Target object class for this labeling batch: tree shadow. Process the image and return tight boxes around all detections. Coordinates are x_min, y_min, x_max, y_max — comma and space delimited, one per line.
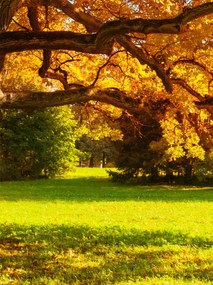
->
0, 224, 212, 284
0, 177, 213, 202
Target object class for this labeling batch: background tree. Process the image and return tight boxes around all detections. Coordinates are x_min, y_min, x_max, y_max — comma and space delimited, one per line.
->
0, 106, 78, 180
109, 98, 169, 182
73, 103, 122, 168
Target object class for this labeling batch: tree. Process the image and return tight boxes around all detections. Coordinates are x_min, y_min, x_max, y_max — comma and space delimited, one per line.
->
0, 1, 212, 182
109, 98, 169, 182
0, 106, 78, 180
73, 103, 122, 167
110, 98, 213, 183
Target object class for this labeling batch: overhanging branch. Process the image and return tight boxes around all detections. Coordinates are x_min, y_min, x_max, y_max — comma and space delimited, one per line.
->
0, 87, 144, 115
0, 31, 112, 55
95, 3, 213, 50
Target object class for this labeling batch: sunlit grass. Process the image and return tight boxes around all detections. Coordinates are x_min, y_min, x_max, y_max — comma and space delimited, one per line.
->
0, 168, 212, 284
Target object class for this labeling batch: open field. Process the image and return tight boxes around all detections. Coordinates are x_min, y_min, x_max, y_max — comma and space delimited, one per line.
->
0, 168, 213, 284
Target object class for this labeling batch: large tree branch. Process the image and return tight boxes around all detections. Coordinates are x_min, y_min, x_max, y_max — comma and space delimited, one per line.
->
0, 83, 212, 119
1, 84, 212, 111
178, 3, 213, 25
27, 7, 41, 32
0, 31, 112, 55
95, 3, 213, 50
0, 87, 144, 115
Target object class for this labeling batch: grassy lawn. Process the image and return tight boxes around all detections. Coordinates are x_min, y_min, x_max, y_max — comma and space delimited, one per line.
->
0, 168, 212, 285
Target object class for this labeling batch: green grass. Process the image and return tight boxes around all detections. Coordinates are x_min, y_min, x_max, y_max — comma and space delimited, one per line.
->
0, 168, 212, 284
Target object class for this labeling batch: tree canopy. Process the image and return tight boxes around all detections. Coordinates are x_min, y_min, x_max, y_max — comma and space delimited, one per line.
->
0, 0, 212, 116
0, 0, 212, 182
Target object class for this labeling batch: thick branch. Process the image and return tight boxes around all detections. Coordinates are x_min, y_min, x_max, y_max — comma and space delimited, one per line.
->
95, 3, 213, 49
0, 0, 102, 32
195, 96, 213, 108
27, 7, 41, 32
39, 50, 51, 77
178, 3, 213, 25
1, 83, 212, 119
0, 31, 173, 92
0, 87, 144, 115
0, 31, 112, 55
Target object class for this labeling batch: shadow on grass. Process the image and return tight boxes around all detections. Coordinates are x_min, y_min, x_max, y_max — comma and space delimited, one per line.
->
0, 224, 212, 284
0, 177, 213, 202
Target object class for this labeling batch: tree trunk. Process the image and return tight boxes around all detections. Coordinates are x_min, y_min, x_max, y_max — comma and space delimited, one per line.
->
150, 167, 158, 181
184, 163, 193, 179
89, 155, 94, 168
102, 152, 106, 168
